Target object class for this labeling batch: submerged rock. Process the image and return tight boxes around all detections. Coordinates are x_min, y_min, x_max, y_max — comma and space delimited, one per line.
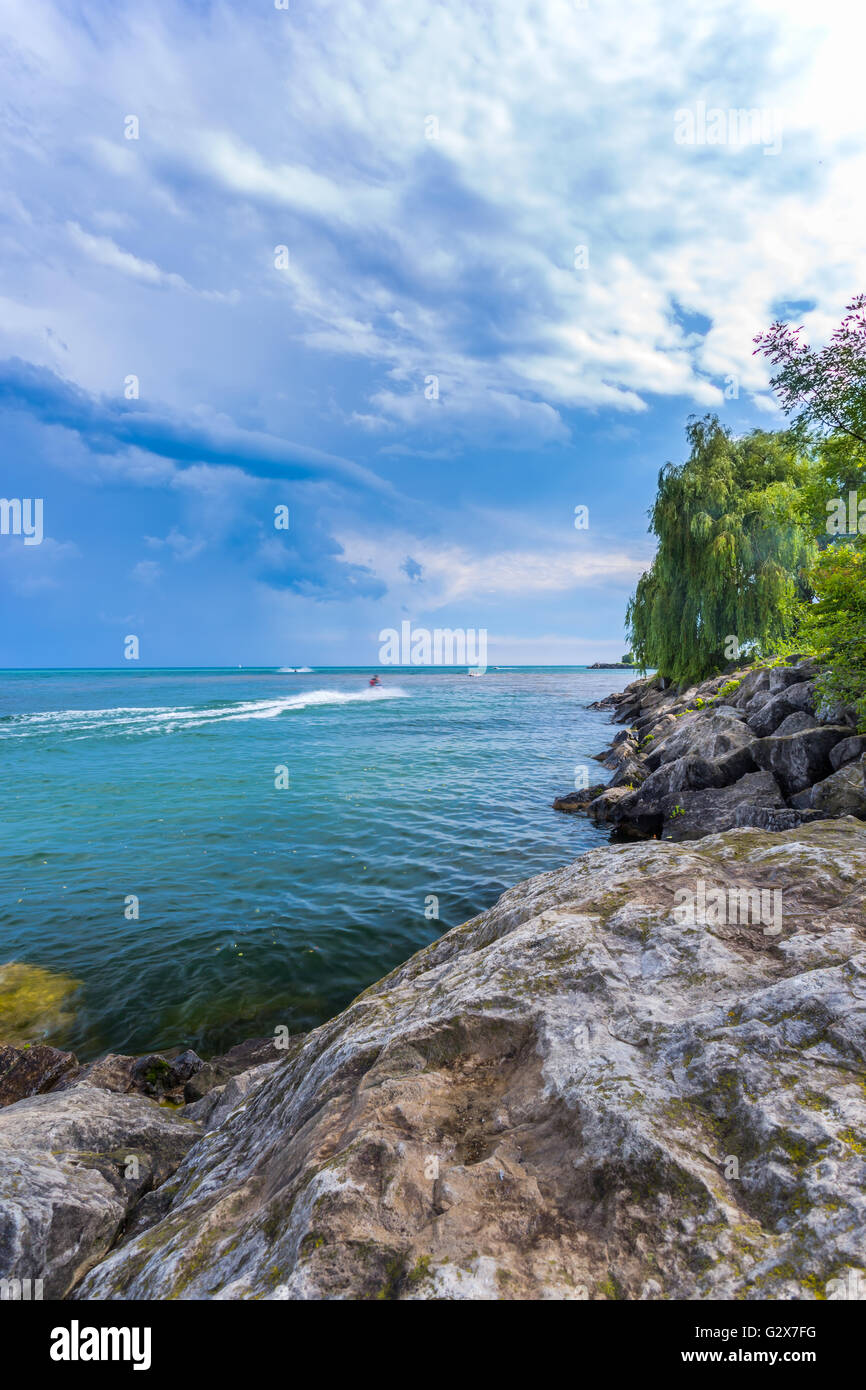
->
0, 963, 81, 1047
73, 818, 866, 1302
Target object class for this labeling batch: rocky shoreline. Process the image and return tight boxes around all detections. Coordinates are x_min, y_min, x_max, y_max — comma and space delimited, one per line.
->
1, 662, 865, 1300
554, 656, 866, 839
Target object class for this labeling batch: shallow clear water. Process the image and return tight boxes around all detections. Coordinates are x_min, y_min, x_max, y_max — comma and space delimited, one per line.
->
0, 667, 631, 1058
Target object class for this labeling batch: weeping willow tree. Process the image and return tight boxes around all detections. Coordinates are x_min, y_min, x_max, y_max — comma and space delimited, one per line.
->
625, 416, 816, 685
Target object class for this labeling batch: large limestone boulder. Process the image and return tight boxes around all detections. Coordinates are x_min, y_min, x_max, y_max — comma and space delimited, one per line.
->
800, 759, 866, 819
0, 1085, 200, 1298
768, 664, 815, 693
752, 726, 852, 797
729, 669, 771, 710
774, 711, 821, 737
596, 737, 639, 772
830, 736, 866, 772
746, 683, 817, 738
658, 770, 786, 841
76, 820, 866, 1302
646, 709, 753, 771
640, 746, 757, 801
609, 761, 648, 789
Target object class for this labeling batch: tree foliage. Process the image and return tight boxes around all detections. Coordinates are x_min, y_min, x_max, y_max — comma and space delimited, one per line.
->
753, 294, 866, 447
626, 416, 816, 685
754, 297, 866, 547
800, 544, 866, 731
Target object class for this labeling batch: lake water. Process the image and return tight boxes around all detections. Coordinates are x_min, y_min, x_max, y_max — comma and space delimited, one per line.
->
0, 666, 632, 1058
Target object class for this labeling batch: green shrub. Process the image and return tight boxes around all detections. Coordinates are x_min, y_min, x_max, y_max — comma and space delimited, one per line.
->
801, 544, 866, 730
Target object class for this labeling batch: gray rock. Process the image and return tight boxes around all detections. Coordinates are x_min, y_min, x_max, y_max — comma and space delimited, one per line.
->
597, 739, 638, 771
585, 784, 639, 822
805, 760, 866, 818
743, 687, 777, 716
75, 819, 866, 1302
774, 711, 821, 737
608, 760, 647, 789
641, 745, 757, 801
746, 683, 817, 737
126, 1050, 204, 1099
732, 806, 827, 832
768, 665, 810, 693
60, 1048, 205, 1101
752, 726, 851, 797
64, 1053, 140, 1095
830, 736, 866, 771
729, 668, 771, 709
816, 700, 859, 729
169, 1050, 204, 1084
659, 770, 785, 841
586, 786, 662, 835
183, 1037, 289, 1104
184, 1061, 280, 1132
0, 1084, 200, 1298
0, 1044, 78, 1109
553, 785, 608, 812
648, 709, 753, 770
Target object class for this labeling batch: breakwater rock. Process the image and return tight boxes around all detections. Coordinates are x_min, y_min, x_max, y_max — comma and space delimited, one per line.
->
569, 658, 865, 841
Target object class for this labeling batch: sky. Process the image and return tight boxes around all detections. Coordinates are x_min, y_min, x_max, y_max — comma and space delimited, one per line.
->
1, 0, 864, 667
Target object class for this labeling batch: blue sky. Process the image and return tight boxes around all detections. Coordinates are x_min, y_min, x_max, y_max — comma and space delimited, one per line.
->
1, 0, 863, 666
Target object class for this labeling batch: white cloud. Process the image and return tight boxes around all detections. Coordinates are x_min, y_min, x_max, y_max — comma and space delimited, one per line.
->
67, 222, 189, 290
65, 222, 238, 305
3, 0, 866, 438
336, 530, 650, 609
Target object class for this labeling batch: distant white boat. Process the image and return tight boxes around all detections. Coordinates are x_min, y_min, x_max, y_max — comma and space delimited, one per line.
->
279, 666, 314, 673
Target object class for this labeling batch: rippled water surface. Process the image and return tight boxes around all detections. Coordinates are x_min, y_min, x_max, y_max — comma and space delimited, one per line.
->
0, 667, 633, 1057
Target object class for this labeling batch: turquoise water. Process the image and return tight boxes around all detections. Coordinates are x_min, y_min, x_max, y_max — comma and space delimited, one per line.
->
0, 667, 631, 1059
